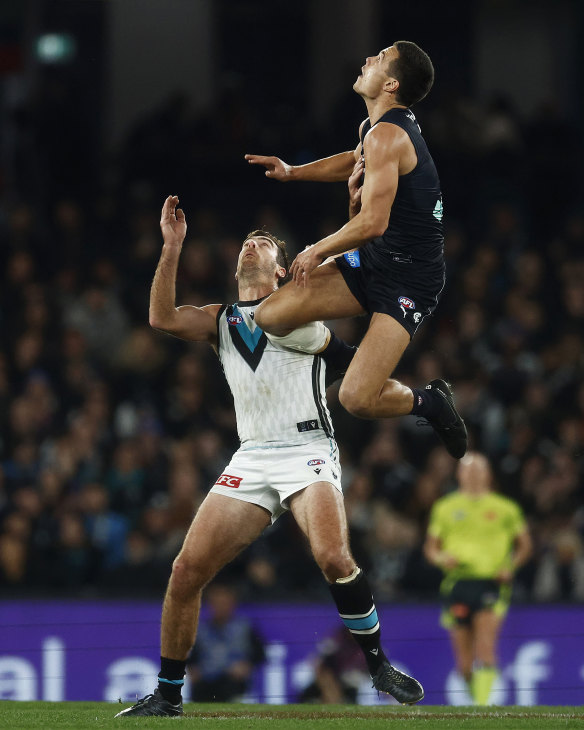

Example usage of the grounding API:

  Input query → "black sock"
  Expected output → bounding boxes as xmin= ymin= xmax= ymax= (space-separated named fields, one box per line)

xmin=320 ymin=332 xmax=358 ymax=387
xmin=158 ymin=656 xmax=186 ymax=703
xmin=410 ymin=387 xmax=441 ymax=419
xmin=329 ymin=568 xmax=388 ymax=675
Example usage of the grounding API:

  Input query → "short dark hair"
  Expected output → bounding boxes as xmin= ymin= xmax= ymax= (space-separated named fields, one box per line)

xmin=245 ymin=229 xmax=290 ymax=286
xmin=389 ymin=41 xmax=434 ymax=107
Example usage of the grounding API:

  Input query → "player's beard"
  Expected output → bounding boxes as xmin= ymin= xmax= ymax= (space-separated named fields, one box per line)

xmin=236 ymin=259 xmax=276 ymax=287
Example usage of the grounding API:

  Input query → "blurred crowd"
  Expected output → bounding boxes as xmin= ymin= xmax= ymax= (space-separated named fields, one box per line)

xmin=1 ymin=67 xmax=584 ymax=604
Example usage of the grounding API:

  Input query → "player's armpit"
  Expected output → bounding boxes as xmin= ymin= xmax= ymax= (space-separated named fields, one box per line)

xmin=151 ymin=303 xmax=221 ymax=344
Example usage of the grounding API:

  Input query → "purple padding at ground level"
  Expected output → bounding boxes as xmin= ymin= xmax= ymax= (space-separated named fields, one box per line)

xmin=0 ymin=602 xmax=581 ymax=704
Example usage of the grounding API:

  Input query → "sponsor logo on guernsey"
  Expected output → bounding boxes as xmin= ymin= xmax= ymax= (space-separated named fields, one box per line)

xmin=227 ymin=315 xmax=243 ymax=325
xmin=307 ymin=459 xmax=325 ymax=466
xmin=215 ymin=474 xmax=242 ymax=488
xmin=344 ymin=250 xmax=361 ymax=268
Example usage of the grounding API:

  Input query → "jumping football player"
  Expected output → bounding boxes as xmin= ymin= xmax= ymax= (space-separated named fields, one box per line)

xmin=115 ymin=196 xmax=424 ymax=717
xmin=245 ymin=41 xmax=467 ymax=460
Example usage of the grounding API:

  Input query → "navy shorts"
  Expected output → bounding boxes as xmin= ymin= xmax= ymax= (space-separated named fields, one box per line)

xmin=336 ymin=243 xmax=445 ymax=338
xmin=442 ymin=579 xmax=507 ymax=626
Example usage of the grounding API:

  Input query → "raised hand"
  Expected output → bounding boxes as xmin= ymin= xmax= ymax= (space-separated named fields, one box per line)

xmin=244 ymin=154 xmax=293 ymax=181
xmin=290 ymin=245 xmax=325 ymax=287
xmin=160 ymin=195 xmax=187 ymax=246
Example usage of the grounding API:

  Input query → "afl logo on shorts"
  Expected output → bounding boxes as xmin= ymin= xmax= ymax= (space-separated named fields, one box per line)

xmin=307 ymin=459 xmax=325 ymax=466
xmin=227 ymin=315 xmax=243 ymax=325
xmin=215 ymin=474 xmax=242 ymax=488
xmin=398 ymin=296 xmax=416 ymax=310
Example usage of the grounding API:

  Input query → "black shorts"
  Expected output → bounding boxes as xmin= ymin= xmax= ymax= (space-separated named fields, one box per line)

xmin=335 ymin=243 xmax=445 ymax=338
xmin=443 ymin=579 xmax=504 ymax=626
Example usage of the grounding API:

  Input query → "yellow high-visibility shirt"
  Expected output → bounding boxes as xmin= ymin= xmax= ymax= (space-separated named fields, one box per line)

xmin=428 ymin=491 xmax=526 ymax=580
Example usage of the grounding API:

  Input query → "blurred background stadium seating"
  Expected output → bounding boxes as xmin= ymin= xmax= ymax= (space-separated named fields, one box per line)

xmin=1 ymin=0 xmax=583 ymax=610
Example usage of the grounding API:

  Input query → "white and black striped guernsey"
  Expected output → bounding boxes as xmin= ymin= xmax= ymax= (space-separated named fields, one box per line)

xmin=216 ymin=298 xmax=335 ymax=450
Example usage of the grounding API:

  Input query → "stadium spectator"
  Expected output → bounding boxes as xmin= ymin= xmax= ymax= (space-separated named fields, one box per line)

xmin=186 ymin=582 xmax=265 ymax=702
xmin=298 ymin=626 xmax=368 ymax=705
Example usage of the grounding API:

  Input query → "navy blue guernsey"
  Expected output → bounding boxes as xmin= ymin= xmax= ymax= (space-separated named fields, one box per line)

xmin=360 ymin=107 xmax=444 ymax=266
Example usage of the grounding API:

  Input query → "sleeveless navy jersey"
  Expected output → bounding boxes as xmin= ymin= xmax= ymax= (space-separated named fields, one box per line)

xmin=360 ymin=107 xmax=444 ymax=266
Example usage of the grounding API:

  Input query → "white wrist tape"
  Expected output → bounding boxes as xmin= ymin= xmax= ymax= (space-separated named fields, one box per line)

xmin=267 ymin=321 xmax=329 ymax=354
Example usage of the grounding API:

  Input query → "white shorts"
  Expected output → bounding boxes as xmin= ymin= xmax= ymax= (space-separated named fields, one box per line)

xmin=210 ymin=439 xmax=342 ymax=522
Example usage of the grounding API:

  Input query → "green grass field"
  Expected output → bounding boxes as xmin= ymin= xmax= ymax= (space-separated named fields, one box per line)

xmin=0 ymin=703 xmax=582 ymax=730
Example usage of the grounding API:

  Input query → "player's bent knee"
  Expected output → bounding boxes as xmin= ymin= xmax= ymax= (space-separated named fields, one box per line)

xmin=314 ymin=546 xmax=355 ymax=583
xmin=168 ymin=556 xmax=209 ymax=597
xmin=338 ymin=382 xmax=375 ymax=419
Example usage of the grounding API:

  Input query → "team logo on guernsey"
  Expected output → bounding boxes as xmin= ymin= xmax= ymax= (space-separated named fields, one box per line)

xmin=307 ymin=459 xmax=325 ymax=466
xmin=227 ymin=315 xmax=243 ymax=325
xmin=215 ymin=474 xmax=242 ymax=488
xmin=344 ymin=251 xmax=361 ymax=268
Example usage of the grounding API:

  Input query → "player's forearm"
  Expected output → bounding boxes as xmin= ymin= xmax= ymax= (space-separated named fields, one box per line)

xmin=510 ymin=532 xmax=533 ymax=572
xmin=425 ymin=547 xmax=444 ymax=568
xmin=290 ymin=151 xmax=356 ymax=182
xmin=423 ymin=538 xmax=440 ymax=566
xmin=149 ymin=243 xmax=182 ymax=330
xmin=349 ymin=199 xmax=361 ymax=220
xmin=424 ymin=537 xmax=457 ymax=570
xmin=314 ymin=209 xmax=386 ymax=258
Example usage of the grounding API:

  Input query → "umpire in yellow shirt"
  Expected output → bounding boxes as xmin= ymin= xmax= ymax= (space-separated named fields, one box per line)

xmin=424 ymin=451 xmax=532 ymax=705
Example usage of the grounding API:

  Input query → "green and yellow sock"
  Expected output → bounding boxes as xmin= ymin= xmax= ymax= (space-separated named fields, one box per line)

xmin=470 ymin=666 xmax=497 ymax=705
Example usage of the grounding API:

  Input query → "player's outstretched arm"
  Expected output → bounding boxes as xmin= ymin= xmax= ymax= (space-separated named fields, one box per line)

xmin=149 ymin=196 xmax=219 ymax=344
xmin=245 ymin=148 xmax=359 ymax=183
xmin=289 ymin=126 xmax=400 ymax=285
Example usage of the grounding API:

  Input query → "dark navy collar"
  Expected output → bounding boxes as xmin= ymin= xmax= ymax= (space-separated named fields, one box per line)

xmin=236 ymin=295 xmax=270 ymax=307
